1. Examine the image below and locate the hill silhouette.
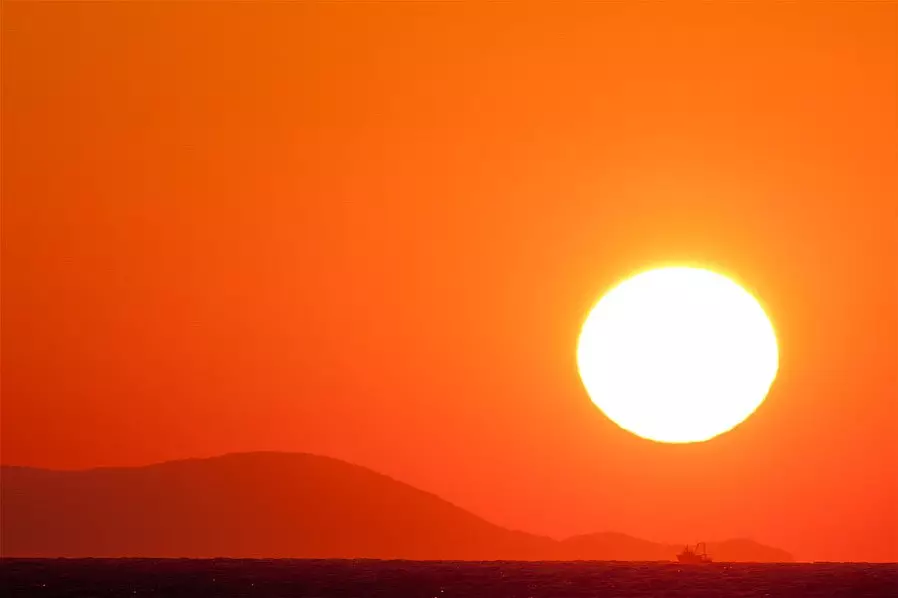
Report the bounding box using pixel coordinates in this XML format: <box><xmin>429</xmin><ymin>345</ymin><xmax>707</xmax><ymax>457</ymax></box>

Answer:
<box><xmin>1</xmin><ymin>452</ymin><xmax>792</xmax><ymax>561</ymax></box>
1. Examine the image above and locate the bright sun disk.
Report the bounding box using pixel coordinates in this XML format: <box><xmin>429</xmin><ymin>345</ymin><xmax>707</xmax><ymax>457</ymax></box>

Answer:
<box><xmin>577</xmin><ymin>266</ymin><xmax>779</xmax><ymax>443</ymax></box>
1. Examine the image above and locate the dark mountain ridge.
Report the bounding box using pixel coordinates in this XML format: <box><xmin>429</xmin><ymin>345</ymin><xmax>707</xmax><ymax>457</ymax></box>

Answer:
<box><xmin>1</xmin><ymin>452</ymin><xmax>792</xmax><ymax>562</ymax></box>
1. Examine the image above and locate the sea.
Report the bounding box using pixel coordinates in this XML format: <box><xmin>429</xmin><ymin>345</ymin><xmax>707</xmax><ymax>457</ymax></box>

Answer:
<box><xmin>2</xmin><ymin>559</ymin><xmax>896</xmax><ymax>598</ymax></box>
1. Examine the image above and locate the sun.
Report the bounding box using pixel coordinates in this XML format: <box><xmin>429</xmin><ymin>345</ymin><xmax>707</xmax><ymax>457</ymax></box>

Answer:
<box><xmin>577</xmin><ymin>266</ymin><xmax>779</xmax><ymax>443</ymax></box>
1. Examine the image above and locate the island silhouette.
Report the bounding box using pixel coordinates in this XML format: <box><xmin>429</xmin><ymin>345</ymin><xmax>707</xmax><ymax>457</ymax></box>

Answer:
<box><xmin>1</xmin><ymin>452</ymin><xmax>792</xmax><ymax>562</ymax></box>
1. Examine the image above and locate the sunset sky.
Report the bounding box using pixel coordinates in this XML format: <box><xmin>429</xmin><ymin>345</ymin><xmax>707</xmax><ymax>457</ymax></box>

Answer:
<box><xmin>3</xmin><ymin>3</ymin><xmax>896</xmax><ymax>563</ymax></box>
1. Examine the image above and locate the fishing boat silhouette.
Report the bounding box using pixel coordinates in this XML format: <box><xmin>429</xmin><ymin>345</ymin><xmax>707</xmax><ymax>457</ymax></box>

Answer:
<box><xmin>677</xmin><ymin>542</ymin><xmax>712</xmax><ymax>564</ymax></box>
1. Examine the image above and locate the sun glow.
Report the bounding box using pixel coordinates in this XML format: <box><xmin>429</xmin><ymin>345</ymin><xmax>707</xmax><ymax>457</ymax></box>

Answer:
<box><xmin>577</xmin><ymin>267</ymin><xmax>779</xmax><ymax>443</ymax></box>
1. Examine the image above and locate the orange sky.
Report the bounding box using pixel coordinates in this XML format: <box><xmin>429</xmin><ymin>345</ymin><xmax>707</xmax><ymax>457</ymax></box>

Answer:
<box><xmin>3</xmin><ymin>3</ymin><xmax>896</xmax><ymax>563</ymax></box>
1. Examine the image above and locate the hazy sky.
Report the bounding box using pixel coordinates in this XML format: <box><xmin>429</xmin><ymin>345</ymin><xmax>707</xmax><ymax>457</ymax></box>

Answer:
<box><xmin>3</xmin><ymin>3</ymin><xmax>896</xmax><ymax>562</ymax></box>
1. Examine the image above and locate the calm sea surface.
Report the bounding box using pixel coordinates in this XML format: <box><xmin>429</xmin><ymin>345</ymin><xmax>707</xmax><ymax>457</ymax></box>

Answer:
<box><xmin>2</xmin><ymin>559</ymin><xmax>896</xmax><ymax>598</ymax></box>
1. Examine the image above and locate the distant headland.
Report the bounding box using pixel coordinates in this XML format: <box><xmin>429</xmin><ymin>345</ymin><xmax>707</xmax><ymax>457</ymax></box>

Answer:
<box><xmin>1</xmin><ymin>452</ymin><xmax>792</xmax><ymax>562</ymax></box>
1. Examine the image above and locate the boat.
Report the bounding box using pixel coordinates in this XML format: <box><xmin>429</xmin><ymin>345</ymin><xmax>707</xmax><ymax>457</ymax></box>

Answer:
<box><xmin>677</xmin><ymin>542</ymin><xmax>712</xmax><ymax>564</ymax></box>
